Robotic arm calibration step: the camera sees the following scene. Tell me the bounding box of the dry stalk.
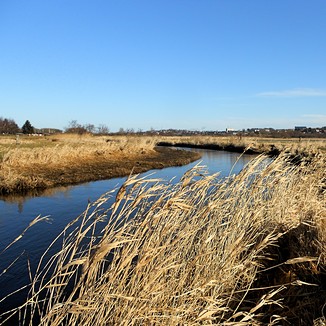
[0,150,325,325]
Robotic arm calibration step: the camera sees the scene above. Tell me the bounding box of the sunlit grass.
[157,134,326,153]
[0,134,160,194]
[1,150,325,325]
[0,133,324,195]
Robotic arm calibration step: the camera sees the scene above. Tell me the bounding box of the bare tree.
[0,117,20,134]
[97,124,110,135]
[65,120,87,134]
[85,124,95,134]
[118,127,125,134]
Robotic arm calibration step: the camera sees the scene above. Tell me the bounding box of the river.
[0,148,255,315]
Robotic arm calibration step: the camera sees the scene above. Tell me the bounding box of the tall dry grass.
[1,151,325,325]
[1,133,324,194]
[156,134,326,154]
[1,135,158,166]
[0,135,159,193]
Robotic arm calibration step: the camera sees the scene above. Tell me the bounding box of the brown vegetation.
[0,134,200,195]
[155,134,326,154]
[1,133,324,195]
[0,148,325,325]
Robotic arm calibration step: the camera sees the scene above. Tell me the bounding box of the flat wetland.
[0,134,201,195]
[1,133,324,195]
[0,133,325,325]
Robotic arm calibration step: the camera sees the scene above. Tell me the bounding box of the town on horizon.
[0,117,325,138]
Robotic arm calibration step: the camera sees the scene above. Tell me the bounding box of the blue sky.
[1,1,325,131]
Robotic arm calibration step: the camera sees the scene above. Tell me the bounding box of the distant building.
[295,126,307,131]
[38,128,63,134]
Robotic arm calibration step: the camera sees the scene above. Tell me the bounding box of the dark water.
[0,148,254,314]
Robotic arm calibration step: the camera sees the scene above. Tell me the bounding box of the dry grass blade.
[284,256,318,264]
[0,150,325,325]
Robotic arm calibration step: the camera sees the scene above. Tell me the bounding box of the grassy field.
[0,134,200,195]
[156,134,326,154]
[0,135,325,325]
[1,133,325,195]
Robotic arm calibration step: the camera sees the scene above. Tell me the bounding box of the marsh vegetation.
[0,140,325,325]
[0,134,200,195]
[1,133,324,195]
[0,134,325,325]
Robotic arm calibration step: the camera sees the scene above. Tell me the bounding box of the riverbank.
[0,147,200,195]
[2,151,324,325]
[155,134,326,155]
[1,135,325,324]
[1,133,324,195]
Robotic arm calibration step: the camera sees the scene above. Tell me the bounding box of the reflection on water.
[0,148,255,312]
[0,185,74,214]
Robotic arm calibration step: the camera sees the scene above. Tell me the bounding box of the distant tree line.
[0,117,20,134]
[1,116,325,138]
[243,127,326,138]
[65,120,110,135]
[0,118,36,134]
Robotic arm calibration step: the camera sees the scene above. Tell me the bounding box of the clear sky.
[1,0,326,131]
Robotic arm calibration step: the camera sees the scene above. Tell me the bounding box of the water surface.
[0,148,254,312]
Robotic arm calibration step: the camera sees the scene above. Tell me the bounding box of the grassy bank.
[0,133,324,195]
[0,134,200,195]
[155,134,326,154]
[0,149,325,325]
